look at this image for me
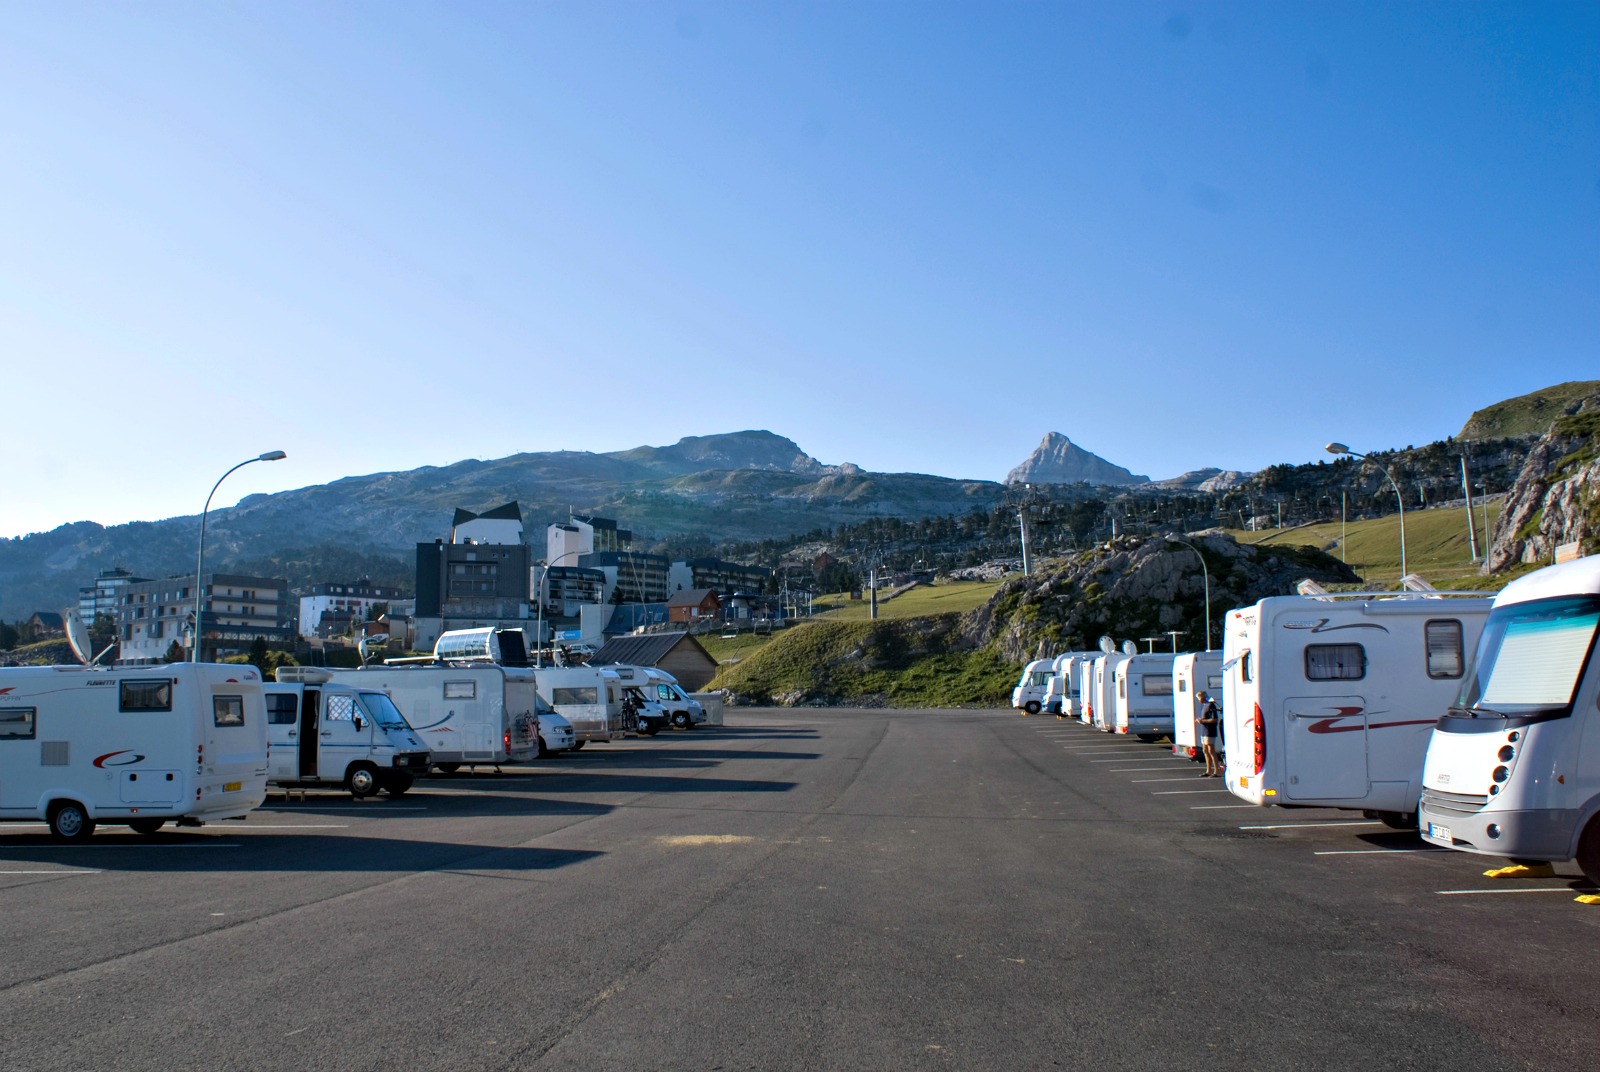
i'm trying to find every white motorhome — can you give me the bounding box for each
[265,668,431,797]
[1112,653,1178,740]
[1087,653,1131,731]
[612,665,705,735]
[1012,658,1056,715]
[0,663,269,840]
[1058,655,1095,722]
[534,665,627,745]
[324,662,543,770]
[1222,590,1491,826]
[1172,651,1224,758]
[1418,555,1600,883]
[1041,652,1096,717]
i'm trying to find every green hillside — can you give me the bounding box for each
[810,579,1002,620]
[1458,380,1599,440]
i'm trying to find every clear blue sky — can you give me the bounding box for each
[3,2,1595,538]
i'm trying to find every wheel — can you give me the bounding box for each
[1574,815,1600,886]
[435,762,462,774]
[128,818,165,835]
[383,772,413,797]
[1136,733,1159,743]
[537,736,549,758]
[1024,701,1041,715]
[1378,811,1417,831]
[47,800,95,842]
[672,711,692,729]
[347,764,380,799]
[636,719,656,737]
[569,741,585,751]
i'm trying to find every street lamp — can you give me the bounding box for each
[1165,535,1212,651]
[533,550,584,668]
[193,451,286,662]
[1326,442,1406,581]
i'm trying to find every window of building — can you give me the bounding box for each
[120,679,173,711]
[213,695,245,727]
[1425,619,1466,679]
[266,694,298,725]
[1305,643,1367,681]
[0,707,37,740]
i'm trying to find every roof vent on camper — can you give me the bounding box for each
[1296,579,1332,598]
[275,666,334,684]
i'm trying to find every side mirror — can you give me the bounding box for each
[353,714,365,731]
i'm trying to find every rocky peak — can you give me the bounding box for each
[1005,433,1149,487]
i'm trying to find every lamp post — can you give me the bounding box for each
[193,451,286,662]
[1326,442,1406,581]
[534,550,584,668]
[1165,535,1212,651]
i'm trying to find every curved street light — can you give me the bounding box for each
[1326,442,1406,581]
[192,451,287,662]
[1164,534,1212,650]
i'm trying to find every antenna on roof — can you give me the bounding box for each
[63,609,113,667]
[1097,635,1116,654]
[1121,640,1138,656]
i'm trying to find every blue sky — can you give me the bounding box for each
[2,2,1595,538]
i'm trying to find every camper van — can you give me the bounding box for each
[1172,651,1224,758]
[1112,653,1177,740]
[265,669,430,797]
[0,662,270,840]
[1222,590,1492,826]
[534,665,627,745]
[1418,555,1600,883]
[1012,658,1057,715]
[1087,653,1131,731]
[1040,652,1096,717]
[612,665,706,735]
[324,662,543,770]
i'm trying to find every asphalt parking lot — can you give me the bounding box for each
[2,708,1595,1071]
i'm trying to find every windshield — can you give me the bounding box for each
[1457,595,1600,717]
[356,692,411,731]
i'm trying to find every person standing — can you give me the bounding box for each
[1196,690,1222,778]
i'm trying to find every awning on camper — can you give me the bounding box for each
[1219,650,1249,672]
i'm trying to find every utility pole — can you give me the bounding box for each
[1461,456,1479,561]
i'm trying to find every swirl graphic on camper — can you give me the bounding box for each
[1305,708,1436,734]
[408,710,457,731]
[1282,619,1391,634]
[92,750,147,767]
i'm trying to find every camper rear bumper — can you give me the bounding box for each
[1418,803,1578,860]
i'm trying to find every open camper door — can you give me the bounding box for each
[1283,696,1368,800]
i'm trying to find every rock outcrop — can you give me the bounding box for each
[1006,433,1149,486]
[1485,392,1600,571]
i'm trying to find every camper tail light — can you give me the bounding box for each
[503,730,511,752]
[1252,703,1266,776]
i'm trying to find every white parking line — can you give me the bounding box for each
[1152,789,1231,796]
[1191,804,1260,810]
[1108,766,1189,772]
[1131,777,1206,783]
[1238,821,1382,830]
[1437,887,1598,896]
[227,824,350,830]
[0,869,101,875]
[1314,848,1447,855]
[257,806,428,812]
[1090,756,1178,763]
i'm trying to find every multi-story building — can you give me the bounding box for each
[579,551,671,605]
[299,579,409,639]
[77,567,150,624]
[116,572,293,665]
[412,502,532,652]
[667,557,772,597]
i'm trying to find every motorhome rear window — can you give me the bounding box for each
[120,679,173,711]
[325,694,355,721]
[213,695,245,727]
[552,687,598,706]
[443,681,476,700]
[1305,644,1366,681]
[1207,675,1222,689]
[266,694,298,725]
[0,708,36,740]
[1143,675,1174,696]
[1425,619,1466,679]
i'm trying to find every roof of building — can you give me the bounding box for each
[667,588,719,608]
[29,611,64,629]
[590,631,715,669]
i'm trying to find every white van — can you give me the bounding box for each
[1418,554,1600,883]
[325,663,543,770]
[534,666,627,745]
[538,709,577,756]
[0,663,269,840]
[1112,653,1177,740]
[1172,651,1224,759]
[266,668,431,797]
[1087,654,1131,731]
[613,665,706,734]
[1011,658,1056,715]
[1222,590,1491,826]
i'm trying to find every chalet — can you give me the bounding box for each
[667,588,721,624]
[589,631,719,691]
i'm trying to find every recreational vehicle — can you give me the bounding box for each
[534,665,627,744]
[1057,656,1093,721]
[1112,653,1177,740]
[1172,651,1224,758]
[265,669,430,797]
[1041,652,1096,716]
[324,662,543,769]
[1087,653,1131,731]
[0,662,270,840]
[1418,555,1600,883]
[1221,590,1491,826]
[612,665,705,735]
[538,709,576,756]
[1012,658,1056,715]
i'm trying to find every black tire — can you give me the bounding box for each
[1136,733,1160,743]
[537,736,549,758]
[435,762,462,774]
[347,764,380,799]
[47,800,95,842]
[569,741,585,751]
[1574,815,1600,887]
[672,711,692,730]
[128,818,165,835]
[383,773,413,797]
[1024,701,1041,715]
[1378,811,1417,831]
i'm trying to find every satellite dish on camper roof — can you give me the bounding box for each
[1121,640,1138,656]
[1401,574,1438,592]
[64,609,94,667]
[1097,635,1116,654]
[1296,579,1331,597]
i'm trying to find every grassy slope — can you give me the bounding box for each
[1459,380,1599,439]
[809,580,1002,620]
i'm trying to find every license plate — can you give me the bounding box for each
[1428,822,1452,842]
[224,781,241,792]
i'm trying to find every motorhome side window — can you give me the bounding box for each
[0,708,36,740]
[552,687,598,705]
[1305,644,1366,681]
[120,679,173,711]
[325,695,356,721]
[1177,680,1188,693]
[213,696,245,727]
[266,694,297,725]
[1240,654,1253,682]
[443,681,475,700]
[1424,619,1465,679]
[1143,675,1173,696]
